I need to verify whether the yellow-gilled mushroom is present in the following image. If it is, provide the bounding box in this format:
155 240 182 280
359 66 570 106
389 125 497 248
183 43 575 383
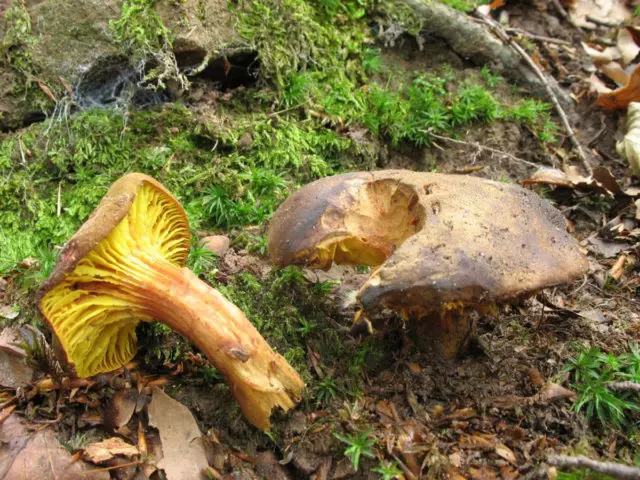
38 173 303 431
268 170 589 358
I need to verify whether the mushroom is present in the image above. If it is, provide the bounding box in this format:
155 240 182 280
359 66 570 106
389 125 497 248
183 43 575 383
268 170 589 358
38 173 303 430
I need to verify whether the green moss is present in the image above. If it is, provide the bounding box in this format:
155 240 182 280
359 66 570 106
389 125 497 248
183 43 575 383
0 102 363 276
1 0 55 114
109 0 186 89
438 0 491 13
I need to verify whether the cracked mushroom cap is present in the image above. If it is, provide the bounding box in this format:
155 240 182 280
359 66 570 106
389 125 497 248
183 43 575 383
37 173 190 377
268 170 588 314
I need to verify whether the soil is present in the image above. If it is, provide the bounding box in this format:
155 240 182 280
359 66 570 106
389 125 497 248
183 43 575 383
1 1 639 479
163 6 639 478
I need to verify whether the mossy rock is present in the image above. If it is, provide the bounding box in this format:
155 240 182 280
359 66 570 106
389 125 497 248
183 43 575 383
157 0 248 69
0 0 248 131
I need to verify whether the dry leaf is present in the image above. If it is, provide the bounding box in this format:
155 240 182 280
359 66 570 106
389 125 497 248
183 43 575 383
104 388 138 434
147 387 209 480
618 29 640 65
617 102 640 173
495 443 517 465
0 328 33 389
82 437 139 464
569 0 631 28
523 166 621 195
601 61 629 86
37 81 57 102
0 416 109 479
597 63 640 109
609 254 627 280
582 43 621 64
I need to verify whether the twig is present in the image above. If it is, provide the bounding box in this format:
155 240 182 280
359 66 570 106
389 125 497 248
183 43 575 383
586 15 621 28
18 136 26 166
548 455 640 480
56 182 62 217
426 132 542 169
504 28 572 46
267 102 306 117
476 12 594 176
549 0 569 19
607 381 640 393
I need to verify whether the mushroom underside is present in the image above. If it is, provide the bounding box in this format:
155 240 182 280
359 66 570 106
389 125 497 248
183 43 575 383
40 184 189 377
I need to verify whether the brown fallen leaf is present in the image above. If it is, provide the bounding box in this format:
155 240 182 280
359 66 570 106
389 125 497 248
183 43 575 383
0 328 33 389
609 254 628 280
618 29 640 65
459 434 495 451
597 64 640 110
523 166 621 196
37 81 57 102
0 415 109 479
82 437 139 464
495 443 517 465
104 388 138 434
147 387 209 480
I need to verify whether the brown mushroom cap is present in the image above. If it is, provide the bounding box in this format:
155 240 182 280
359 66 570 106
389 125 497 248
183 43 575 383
38 173 190 377
268 170 588 315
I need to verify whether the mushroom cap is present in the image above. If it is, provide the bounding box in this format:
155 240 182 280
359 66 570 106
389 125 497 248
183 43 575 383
268 170 588 314
38 173 191 377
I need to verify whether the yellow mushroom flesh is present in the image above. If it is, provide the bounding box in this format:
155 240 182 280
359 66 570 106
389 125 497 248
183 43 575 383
40 180 304 430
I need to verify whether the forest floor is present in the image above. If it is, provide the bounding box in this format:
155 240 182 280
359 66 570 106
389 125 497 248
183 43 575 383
1 0 639 479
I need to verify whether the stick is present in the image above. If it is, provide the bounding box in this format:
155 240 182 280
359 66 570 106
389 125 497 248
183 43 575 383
18 137 26 166
475 13 594 176
548 455 640 480
401 0 572 105
607 381 640 393
504 28 572 46
549 0 569 19
56 182 62 217
426 132 542 169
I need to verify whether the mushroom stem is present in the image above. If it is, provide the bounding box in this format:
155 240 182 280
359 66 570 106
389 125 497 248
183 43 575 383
409 305 477 359
137 261 303 430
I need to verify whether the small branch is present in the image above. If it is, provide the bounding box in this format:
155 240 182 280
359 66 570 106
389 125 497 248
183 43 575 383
475 13 593 176
586 15 621 28
607 381 640 393
548 455 640 480
427 132 542 169
504 28 572 46
267 102 307 117
56 182 62 217
18 136 26 166
549 0 569 19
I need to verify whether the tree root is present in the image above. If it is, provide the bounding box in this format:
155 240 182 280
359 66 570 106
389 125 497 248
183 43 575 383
548 455 640 480
401 0 571 105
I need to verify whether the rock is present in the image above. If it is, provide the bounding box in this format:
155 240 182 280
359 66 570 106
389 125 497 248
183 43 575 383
0 0 250 130
157 0 247 70
202 235 231 256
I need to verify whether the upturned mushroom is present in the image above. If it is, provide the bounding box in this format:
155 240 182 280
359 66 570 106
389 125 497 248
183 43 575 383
38 173 303 430
268 170 589 358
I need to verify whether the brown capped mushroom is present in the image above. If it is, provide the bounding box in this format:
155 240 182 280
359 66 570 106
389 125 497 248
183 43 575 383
38 173 303 431
268 170 588 358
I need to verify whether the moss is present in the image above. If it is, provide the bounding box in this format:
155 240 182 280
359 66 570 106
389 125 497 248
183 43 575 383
0 102 365 275
0 0 56 117
109 0 187 91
